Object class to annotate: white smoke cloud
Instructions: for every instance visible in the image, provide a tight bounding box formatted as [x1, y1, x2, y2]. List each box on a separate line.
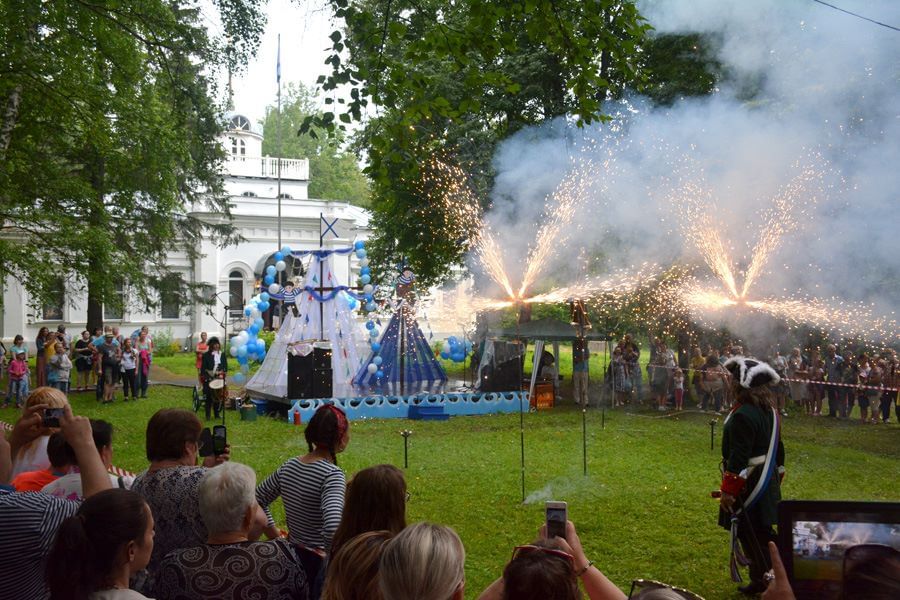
[471, 0, 899, 342]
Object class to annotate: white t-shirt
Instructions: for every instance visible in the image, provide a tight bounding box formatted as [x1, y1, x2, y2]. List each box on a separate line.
[11, 435, 50, 478]
[41, 472, 133, 501]
[121, 349, 137, 370]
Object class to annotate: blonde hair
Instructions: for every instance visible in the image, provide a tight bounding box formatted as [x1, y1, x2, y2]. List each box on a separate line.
[379, 523, 465, 600]
[322, 530, 393, 600]
[25, 386, 69, 410]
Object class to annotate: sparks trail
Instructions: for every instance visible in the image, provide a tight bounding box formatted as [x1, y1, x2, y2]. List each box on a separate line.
[666, 152, 898, 343]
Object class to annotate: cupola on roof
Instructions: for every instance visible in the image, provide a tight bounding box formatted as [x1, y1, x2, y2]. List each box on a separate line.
[224, 111, 264, 137]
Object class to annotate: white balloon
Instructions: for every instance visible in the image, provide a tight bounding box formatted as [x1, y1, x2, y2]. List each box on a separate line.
[229, 346, 238, 357]
[359, 258, 369, 267]
[363, 284, 373, 294]
[250, 308, 260, 319]
[367, 363, 378, 374]
[238, 331, 249, 342]
[275, 260, 287, 272]
[268, 283, 281, 295]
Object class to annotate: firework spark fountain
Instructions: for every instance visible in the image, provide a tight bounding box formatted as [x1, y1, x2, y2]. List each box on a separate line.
[670, 154, 897, 343]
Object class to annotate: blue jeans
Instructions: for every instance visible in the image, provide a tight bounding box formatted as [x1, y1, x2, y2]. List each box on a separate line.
[137, 366, 150, 396]
[52, 380, 69, 395]
[6, 379, 28, 406]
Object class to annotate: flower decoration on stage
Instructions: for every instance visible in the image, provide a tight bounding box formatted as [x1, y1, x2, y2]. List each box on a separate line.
[440, 336, 471, 363]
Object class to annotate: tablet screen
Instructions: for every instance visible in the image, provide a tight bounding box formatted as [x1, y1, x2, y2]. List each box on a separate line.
[779, 501, 900, 600]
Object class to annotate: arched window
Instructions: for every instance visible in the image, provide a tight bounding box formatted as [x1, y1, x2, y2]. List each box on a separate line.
[230, 137, 238, 156]
[239, 139, 246, 156]
[241, 191, 257, 197]
[228, 271, 244, 318]
[229, 115, 251, 131]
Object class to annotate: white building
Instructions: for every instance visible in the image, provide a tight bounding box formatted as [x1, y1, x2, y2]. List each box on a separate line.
[1, 112, 371, 348]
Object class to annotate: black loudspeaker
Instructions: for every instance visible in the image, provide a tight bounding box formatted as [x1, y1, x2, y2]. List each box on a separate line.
[313, 346, 332, 370]
[312, 368, 333, 398]
[287, 353, 314, 399]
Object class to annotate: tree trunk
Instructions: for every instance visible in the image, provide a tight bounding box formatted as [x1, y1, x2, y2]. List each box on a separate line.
[0, 85, 22, 158]
[85, 156, 106, 334]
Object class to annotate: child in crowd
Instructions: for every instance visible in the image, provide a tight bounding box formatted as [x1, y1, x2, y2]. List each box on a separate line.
[806, 359, 825, 415]
[48, 340, 73, 395]
[672, 367, 685, 411]
[5, 352, 29, 408]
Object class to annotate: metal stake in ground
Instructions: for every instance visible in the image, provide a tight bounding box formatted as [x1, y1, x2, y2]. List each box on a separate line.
[582, 406, 588, 476]
[400, 429, 412, 468]
[710, 419, 717, 451]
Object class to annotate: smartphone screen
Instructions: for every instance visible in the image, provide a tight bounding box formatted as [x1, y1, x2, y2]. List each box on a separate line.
[546, 501, 568, 540]
[42, 408, 64, 428]
[198, 428, 214, 457]
[213, 425, 227, 455]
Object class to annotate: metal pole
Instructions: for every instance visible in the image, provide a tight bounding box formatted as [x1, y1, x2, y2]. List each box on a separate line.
[276, 34, 283, 251]
[399, 303, 406, 396]
[222, 305, 228, 426]
[319, 213, 325, 340]
[710, 419, 716, 451]
[582, 405, 587, 476]
[517, 305, 525, 503]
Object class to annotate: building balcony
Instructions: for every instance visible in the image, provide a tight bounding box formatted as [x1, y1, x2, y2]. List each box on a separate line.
[226, 155, 309, 180]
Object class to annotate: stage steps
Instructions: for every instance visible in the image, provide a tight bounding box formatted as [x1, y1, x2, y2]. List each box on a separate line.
[408, 404, 449, 421]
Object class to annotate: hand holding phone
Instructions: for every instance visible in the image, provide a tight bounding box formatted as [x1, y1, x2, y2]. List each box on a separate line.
[213, 425, 227, 455]
[545, 501, 568, 540]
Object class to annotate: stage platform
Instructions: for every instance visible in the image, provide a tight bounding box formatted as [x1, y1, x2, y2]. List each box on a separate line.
[255, 380, 529, 422]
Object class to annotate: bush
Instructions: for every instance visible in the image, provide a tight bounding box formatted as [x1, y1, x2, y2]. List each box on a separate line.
[258, 329, 276, 349]
[153, 327, 176, 357]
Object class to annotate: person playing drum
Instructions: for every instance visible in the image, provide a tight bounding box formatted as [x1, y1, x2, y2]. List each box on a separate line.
[201, 336, 228, 420]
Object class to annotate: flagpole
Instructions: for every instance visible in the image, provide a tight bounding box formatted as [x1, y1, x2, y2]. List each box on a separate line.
[276, 33, 283, 250]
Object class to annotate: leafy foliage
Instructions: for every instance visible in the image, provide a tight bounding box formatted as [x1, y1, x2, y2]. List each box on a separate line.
[260, 82, 370, 207]
[0, 0, 266, 330]
[297, 0, 652, 287]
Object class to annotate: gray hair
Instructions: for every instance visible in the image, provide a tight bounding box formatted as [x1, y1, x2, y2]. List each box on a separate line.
[198, 462, 257, 535]
[379, 522, 465, 600]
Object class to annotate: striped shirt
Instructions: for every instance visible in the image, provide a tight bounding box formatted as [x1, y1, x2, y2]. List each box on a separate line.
[0, 489, 81, 600]
[256, 458, 345, 551]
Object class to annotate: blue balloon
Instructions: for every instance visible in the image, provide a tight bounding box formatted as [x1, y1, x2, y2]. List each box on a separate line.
[233, 372, 246, 384]
[238, 354, 248, 365]
[355, 249, 367, 259]
[260, 292, 270, 302]
[347, 298, 357, 309]
[244, 307, 252, 317]
[360, 274, 371, 285]
[376, 369, 384, 378]
[354, 240, 365, 250]
[366, 320, 375, 330]
[236, 346, 248, 358]
[363, 293, 373, 302]
[266, 265, 276, 276]
[248, 324, 260, 335]
[254, 318, 264, 329]
[360, 266, 370, 276]
[263, 275, 275, 286]
[258, 349, 266, 360]
[281, 245, 292, 256]
[366, 302, 376, 312]
[256, 341, 266, 353]
[448, 336, 458, 346]
[440, 351, 450, 360]
[258, 301, 270, 312]
[248, 352, 258, 361]
[373, 356, 382, 366]
[369, 329, 379, 338]
[274, 251, 284, 261]
[452, 352, 465, 363]
[371, 342, 381, 353]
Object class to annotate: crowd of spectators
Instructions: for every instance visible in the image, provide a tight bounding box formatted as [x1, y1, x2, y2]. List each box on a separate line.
[0, 326, 154, 407]
[1, 386, 898, 599]
[605, 336, 899, 422]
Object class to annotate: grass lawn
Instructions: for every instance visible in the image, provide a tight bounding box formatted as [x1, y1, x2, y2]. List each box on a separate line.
[2, 385, 897, 599]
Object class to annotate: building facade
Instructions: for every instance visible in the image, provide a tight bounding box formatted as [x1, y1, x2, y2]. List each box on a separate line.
[1, 112, 371, 349]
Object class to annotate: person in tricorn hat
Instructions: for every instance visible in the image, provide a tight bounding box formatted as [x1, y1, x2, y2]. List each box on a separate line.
[717, 355, 785, 596]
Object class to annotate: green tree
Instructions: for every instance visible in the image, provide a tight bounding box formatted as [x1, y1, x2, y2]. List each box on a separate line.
[0, 1, 265, 332]
[312, 0, 650, 288]
[260, 83, 370, 206]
